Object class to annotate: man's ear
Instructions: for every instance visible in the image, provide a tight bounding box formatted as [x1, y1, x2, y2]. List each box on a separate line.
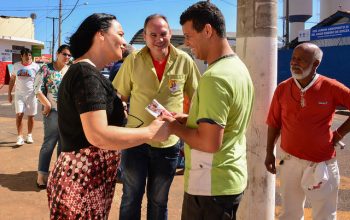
[168, 29, 172, 38]
[203, 24, 213, 38]
[142, 31, 146, 42]
[313, 59, 320, 70]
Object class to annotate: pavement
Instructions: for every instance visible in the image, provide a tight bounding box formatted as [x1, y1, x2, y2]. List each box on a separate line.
[0, 84, 349, 220]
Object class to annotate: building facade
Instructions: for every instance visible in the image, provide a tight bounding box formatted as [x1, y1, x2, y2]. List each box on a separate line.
[0, 15, 44, 85]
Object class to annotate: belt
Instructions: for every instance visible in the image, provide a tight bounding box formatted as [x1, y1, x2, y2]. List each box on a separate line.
[279, 154, 336, 166]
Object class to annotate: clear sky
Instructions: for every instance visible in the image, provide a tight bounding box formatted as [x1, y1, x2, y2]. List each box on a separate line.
[1, 0, 320, 54]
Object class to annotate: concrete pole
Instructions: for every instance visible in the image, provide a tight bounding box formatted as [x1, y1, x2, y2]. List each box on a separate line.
[236, 0, 277, 220]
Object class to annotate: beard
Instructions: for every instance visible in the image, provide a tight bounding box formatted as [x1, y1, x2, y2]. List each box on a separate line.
[290, 65, 313, 80]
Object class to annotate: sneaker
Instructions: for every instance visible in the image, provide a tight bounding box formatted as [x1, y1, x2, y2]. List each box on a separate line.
[26, 134, 34, 144]
[16, 136, 24, 146]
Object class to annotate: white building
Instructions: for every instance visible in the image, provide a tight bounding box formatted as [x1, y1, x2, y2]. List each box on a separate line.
[0, 15, 44, 85]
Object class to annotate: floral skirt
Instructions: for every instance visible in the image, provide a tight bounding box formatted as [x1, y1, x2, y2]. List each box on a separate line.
[47, 146, 120, 219]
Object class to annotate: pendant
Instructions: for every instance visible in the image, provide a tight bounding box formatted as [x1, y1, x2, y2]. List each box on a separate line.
[301, 92, 306, 108]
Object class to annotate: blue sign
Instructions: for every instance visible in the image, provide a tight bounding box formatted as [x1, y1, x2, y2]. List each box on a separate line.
[310, 23, 350, 40]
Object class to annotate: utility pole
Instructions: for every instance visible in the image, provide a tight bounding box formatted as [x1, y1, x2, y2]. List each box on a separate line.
[58, 0, 62, 47]
[285, 0, 289, 47]
[236, 0, 277, 219]
[45, 41, 52, 56]
[58, 1, 88, 46]
[47, 17, 58, 60]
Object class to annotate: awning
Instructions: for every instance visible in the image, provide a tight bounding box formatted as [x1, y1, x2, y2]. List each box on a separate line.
[0, 35, 44, 49]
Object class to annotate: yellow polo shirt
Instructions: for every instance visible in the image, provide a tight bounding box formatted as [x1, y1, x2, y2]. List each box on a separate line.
[113, 44, 200, 148]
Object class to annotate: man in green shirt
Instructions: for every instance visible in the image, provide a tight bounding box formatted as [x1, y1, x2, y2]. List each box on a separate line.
[113, 14, 200, 220]
[163, 2, 254, 219]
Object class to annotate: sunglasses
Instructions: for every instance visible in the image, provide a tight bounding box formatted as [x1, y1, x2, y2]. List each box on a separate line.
[128, 114, 144, 128]
[61, 52, 71, 57]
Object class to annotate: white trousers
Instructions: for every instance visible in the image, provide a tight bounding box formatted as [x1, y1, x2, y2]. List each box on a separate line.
[278, 150, 340, 220]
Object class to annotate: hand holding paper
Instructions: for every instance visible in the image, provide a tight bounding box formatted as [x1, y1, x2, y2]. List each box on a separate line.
[145, 99, 172, 118]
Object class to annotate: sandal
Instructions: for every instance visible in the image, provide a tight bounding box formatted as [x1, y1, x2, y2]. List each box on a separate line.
[36, 172, 48, 189]
[36, 182, 47, 189]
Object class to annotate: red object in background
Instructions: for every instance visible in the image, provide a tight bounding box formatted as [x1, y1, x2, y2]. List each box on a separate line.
[0, 61, 12, 86]
[34, 54, 52, 63]
[183, 95, 190, 114]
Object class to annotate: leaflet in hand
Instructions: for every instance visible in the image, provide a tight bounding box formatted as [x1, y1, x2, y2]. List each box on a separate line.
[145, 99, 172, 118]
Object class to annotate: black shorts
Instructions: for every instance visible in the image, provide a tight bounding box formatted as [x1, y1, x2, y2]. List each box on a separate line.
[181, 192, 243, 220]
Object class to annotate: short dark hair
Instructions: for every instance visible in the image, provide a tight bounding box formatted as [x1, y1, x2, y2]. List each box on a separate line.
[57, 44, 70, 53]
[122, 44, 135, 58]
[20, 48, 32, 56]
[143, 14, 169, 32]
[180, 1, 226, 38]
[69, 13, 116, 58]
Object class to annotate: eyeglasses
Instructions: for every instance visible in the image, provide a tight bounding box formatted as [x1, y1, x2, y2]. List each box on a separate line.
[128, 114, 144, 128]
[61, 53, 71, 57]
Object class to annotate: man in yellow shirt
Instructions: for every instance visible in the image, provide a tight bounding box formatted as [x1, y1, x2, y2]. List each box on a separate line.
[113, 14, 200, 220]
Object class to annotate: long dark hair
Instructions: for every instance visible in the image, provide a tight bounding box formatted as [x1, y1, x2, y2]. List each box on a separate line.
[69, 13, 116, 58]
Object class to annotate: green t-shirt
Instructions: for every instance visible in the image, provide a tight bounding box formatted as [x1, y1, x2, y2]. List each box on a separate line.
[184, 55, 254, 196]
[113, 44, 200, 148]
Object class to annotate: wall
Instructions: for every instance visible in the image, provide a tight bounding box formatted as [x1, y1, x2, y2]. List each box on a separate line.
[0, 39, 34, 62]
[0, 40, 36, 85]
[278, 45, 350, 87]
[0, 16, 34, 39]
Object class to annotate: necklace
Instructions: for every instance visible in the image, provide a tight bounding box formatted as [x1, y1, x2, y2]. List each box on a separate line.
[293, 74, 319, 108]
[300, 92, 306, 108]
[209, 54, 235, 66]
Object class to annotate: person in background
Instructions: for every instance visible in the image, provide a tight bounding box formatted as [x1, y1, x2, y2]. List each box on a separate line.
[46, 13, 169, 219]
[8, 48, 40, 146]
[163, 2, 254, 219]
[109, 44, 135, 82]
[33, 44, 71, 189]
[265, 42, 350, 220]
[113, 14, 200, 220]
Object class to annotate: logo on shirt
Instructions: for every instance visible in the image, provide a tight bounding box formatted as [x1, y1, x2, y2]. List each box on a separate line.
[169, 79, 180, 93]
[17, 69, 34, 77]
[318, 101, 328, 105]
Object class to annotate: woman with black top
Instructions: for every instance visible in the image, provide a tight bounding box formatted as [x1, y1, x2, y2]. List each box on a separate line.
[47, 13, 169, 219]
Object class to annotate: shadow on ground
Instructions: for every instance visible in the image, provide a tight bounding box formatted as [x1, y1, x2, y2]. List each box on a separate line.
[0, 141, 17, 148]
[0, 171, 42, 192]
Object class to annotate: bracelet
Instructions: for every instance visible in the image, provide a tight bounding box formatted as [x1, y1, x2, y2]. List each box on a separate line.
[335, 129, 343, 139]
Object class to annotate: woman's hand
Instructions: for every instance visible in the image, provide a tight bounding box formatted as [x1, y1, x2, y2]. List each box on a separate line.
[42, 104, 51, 117]
[148, 118, 170, 142]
